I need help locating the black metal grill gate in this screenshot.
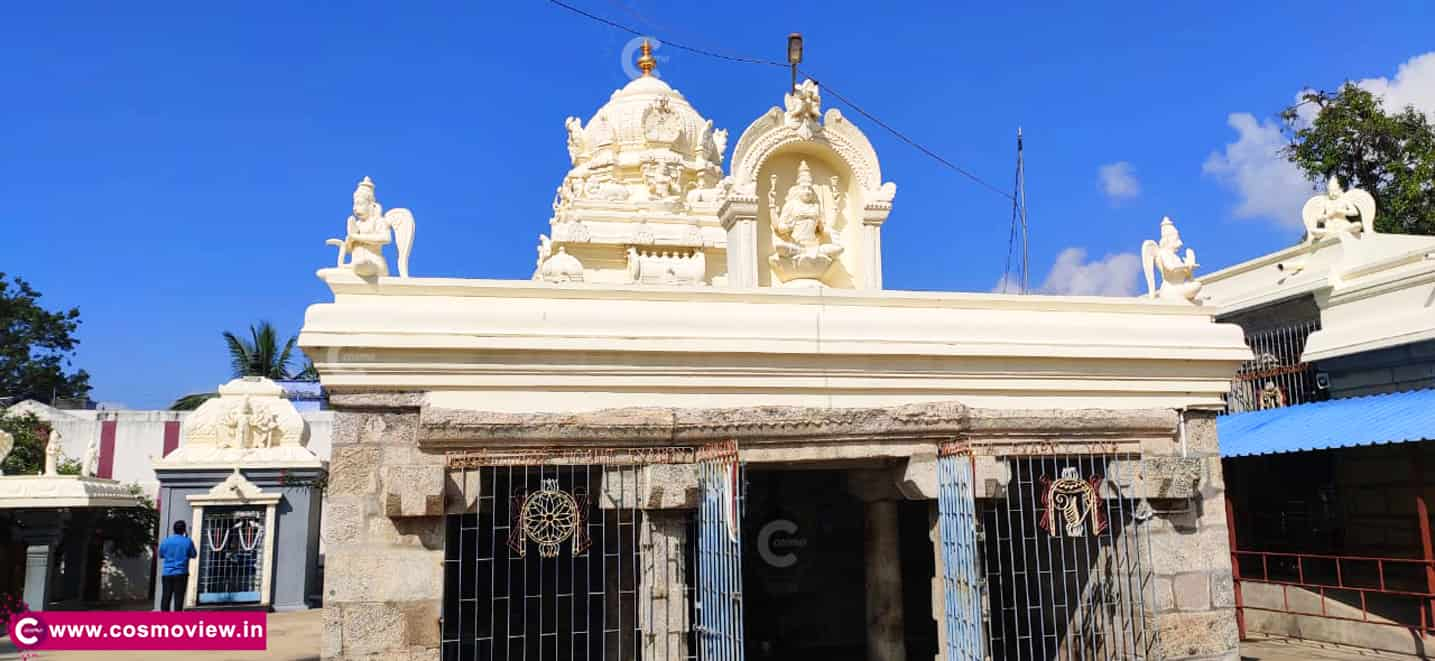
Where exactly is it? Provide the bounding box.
[980,453,1160,661]
[195,506,266,605]
[442,448,699,661]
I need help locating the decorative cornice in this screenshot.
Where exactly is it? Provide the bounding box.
[0,475,142,509]
[418,401,1177,456]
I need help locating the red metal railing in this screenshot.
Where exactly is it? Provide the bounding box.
[1228,548,1435,639]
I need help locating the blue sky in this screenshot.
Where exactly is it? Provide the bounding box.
[3,2,1434,408]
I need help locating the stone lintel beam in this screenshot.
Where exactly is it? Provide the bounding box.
[421,401,968,448]
[964,407,1179,456]
[419,402,1181,459]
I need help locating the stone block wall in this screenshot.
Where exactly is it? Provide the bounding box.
[1147,411,1240,661]
[322,393,444,661]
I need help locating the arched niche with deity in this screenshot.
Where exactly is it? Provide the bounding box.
[719,79,897,289]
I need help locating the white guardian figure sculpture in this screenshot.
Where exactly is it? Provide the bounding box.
[1302,175,1376,246]
[1141,217,1202,304]
[326,176,416,278]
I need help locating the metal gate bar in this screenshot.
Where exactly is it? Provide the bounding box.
[441,448,697,661]
[695,441,744,661]
[981,454,1159,660]
[938,445,985,661]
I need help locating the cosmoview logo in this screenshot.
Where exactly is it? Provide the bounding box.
[11,614,44,646]
[620,36,668,79]
[757,518,808,568]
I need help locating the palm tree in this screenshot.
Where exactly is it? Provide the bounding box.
[224,322,297,380]
[170,322,301,410]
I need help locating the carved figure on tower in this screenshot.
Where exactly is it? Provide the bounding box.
[326,176,416,278]
[1301,175,1376,245]
[1141,216,1202,304]
[44,429,62,476]
[769,160,844,286]
[783,79,822,139]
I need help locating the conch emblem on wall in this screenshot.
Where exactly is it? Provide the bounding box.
[1039,467,1107,538]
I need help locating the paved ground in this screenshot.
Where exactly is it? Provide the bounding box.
[1241,635,1415,661]
[1,610,1418,660]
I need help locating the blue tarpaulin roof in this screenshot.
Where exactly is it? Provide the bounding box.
[1218,389,1435,457]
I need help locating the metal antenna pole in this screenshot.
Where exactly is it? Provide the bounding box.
[1017,128,1029,293]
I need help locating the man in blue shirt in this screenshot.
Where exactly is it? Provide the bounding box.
[158,520,197,611]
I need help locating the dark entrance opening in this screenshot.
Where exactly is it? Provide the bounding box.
[743,468,866,660]
[741,467,937,661]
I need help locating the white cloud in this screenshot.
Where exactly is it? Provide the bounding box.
[1098,161,1141,204]
[992,247,1141,297]
[1357,52,1435,117]
[1205,51,1435,227]
[1202,113,1312,227]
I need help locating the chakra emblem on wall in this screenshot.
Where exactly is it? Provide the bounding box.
[1039,467,1107,538]
[510,479,591,558]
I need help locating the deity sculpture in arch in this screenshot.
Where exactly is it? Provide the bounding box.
[768,160,845,286]
[326,176,416,278]
[1301,175,1376,245]
[1141,216,1202,303]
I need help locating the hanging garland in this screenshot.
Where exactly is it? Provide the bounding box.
[205,527,230,552]
[236,521,262,552]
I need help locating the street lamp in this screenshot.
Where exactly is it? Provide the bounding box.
[787,33,803,93]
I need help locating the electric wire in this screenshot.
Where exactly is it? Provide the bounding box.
[546,0,1015,202]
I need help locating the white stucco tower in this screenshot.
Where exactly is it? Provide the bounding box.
[535,41,731,287]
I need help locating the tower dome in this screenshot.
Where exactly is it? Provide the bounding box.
[536,41,730,287]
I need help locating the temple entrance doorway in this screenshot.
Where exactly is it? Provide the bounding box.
[740,467,936,661]
[743,468,866,660]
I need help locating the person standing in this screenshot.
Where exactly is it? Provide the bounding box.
[158,520,197,611]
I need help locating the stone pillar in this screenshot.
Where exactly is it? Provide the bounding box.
[865,499,906,661]
[718,197,759,288]
[849,469,907,661]
[322,392,444,661]
[1148,410,1241,661]
[640,511,690,660]
[860,219,884,290]
[600,464,699,661]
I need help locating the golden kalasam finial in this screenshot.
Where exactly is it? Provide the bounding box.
[636,40,656,76]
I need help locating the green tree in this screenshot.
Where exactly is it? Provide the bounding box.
[1281,83,1435,235]
[0,273,90,403]
[170,321,302,410]
[0,413,49,475]
[224,321,298,380]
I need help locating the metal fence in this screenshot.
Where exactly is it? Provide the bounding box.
[1225,320,1322,414]
[938,445,985,661]
[441,449,698,661]
[980,454,1159,660]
